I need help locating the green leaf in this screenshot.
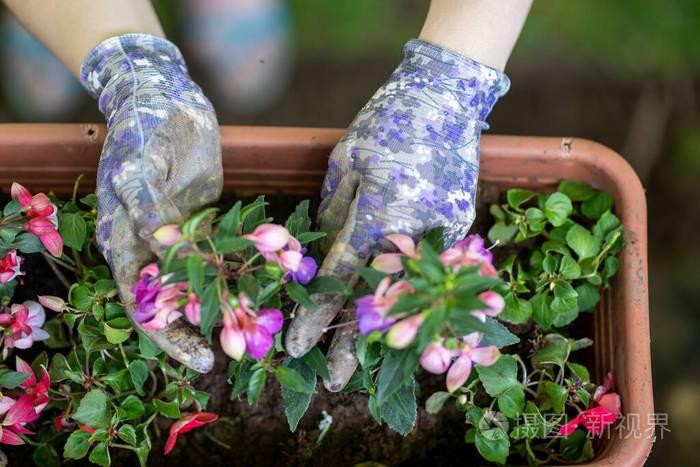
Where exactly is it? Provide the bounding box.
[200,281,220,341]
[128,360,149,396]
[558,428,594,462]
[284,200,312,236]
[242,195,267,233]
[274,365,316,393]
[138,331,163,358]
[532,335,570,368]
[581,191,614,219]
[3,199,20,216]
[425,391,451,415]
[558,180,596,201]
[281,359,316,432]
[102,321,132,344]
[451,316,519,349]
[70,285,94,310]
[488,222,518,245]
[58,212,87,251]
[475,355,520,397]
[302,347,330,381]
[368,394,382,425]
[498,385,525,418]
[73,389,112,429]
[543,381,568,413]
[217,201,242,238]
[531,293,555,329]
[381,378,417,436]
[544,192,573,227]
[64,430,92,460]
[285,282,317,310]
[238,274,261,303]
[475,427,510,465]
[525,207,547,232]
[247,367,267,405]
[500,294,532,325]
[566,224,601,260]
[215,236,252,253]
[559,255,581,279]
[358,267,387,289]
[153,399,180,419]
[507,189,536,209]
[296,231,326,244]
[0,370,31,388]
[118,424,138,446]
[187,256,205,295]
[117,395,145,421]
[576,283,600,312]
[88,442,111,467]
[376,350,419,404]
[15,232,44,253]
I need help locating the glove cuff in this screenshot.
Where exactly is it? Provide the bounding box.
[79,34,191,114]
[399,39,511,126]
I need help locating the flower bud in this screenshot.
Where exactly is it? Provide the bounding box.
[10,182,32,206]
[184,293,201,326]
[220,322,246,361]
[38,295,65,312]
[242,224,290,253]
[386,314,424,349]
[153,224,182,246]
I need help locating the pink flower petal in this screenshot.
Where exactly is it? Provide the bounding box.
[446,355,472,392]
[597,393,621,415]
[10,182,32,206]
[39,230,63,257]
[279,250,302,273]
[386,233,417,257]
[0,427,25,445]
[462,332,482,349]
[581,406,618,436]
[558,415,583,436]
[220,325,246,361]
[470,346,500,367]
[371,253,404,274]
[14,357,35,388]
[420,342,453,374]
[0,397,15,415]
[23,301,45,328]
[256,308,284,335]
[386,315,423,349]
[245,326,274,360]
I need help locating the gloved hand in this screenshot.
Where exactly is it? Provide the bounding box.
[80,34,223,373]
[285,39,510,390]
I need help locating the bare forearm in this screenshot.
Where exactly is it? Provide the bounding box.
[419,0,533,71]
[4,0,164,77]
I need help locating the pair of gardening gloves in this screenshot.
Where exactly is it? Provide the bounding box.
[80,34,509,388]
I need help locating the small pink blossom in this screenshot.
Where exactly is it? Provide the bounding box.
[0,250,24,284]
[242,224,290,253]
[372,234,419,274]
[439,234,497,277]
[11,183,62,257]
[132,263,187,330]
[356,277,414,334]
[0,395,40,445]
[0,301,49,355]
[558,372,621,437]
[445,332,500,392]
[164,412,218,455]
[15,357,50,413]
[264,236,318,285]
[470,291,505,322]
[219,293,283,361]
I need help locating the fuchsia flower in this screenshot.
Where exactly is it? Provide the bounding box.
[0,395,40,445]
[0,249,24,284]
[164,412,218,455]
[0,301,49,355]
[356,277,414,334]
[132,263,188,330]
[220,293,284,361]
[439,235,497,277]
[258,232,318,285]
[372,234,420,274]
[11,183,62,257]
[558,372,621,437]
[471,291,505,322]
[419,332,500,392]
[14,357,51,413]
[242,224,290,253]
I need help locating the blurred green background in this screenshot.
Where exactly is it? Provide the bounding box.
[1,1,699,465]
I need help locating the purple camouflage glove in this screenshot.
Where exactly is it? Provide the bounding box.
[80,34,223,372]
[285,39,510,390]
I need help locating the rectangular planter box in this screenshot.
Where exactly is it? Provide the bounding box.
[0,124,653,466]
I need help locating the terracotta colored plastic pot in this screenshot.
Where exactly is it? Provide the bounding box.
[0,124,653,466]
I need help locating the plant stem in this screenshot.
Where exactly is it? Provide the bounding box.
[42,252,71,289]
